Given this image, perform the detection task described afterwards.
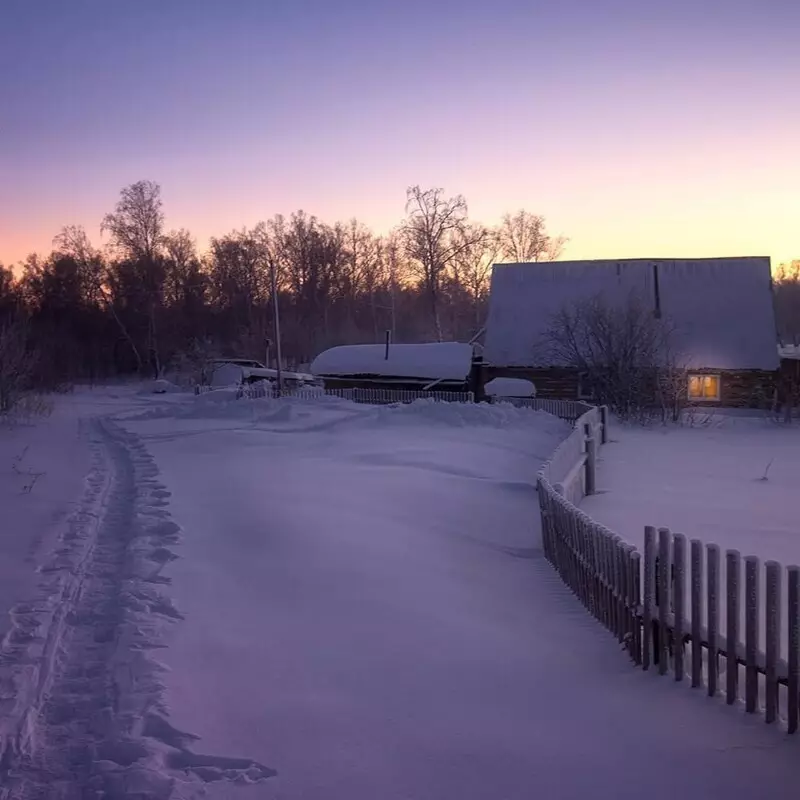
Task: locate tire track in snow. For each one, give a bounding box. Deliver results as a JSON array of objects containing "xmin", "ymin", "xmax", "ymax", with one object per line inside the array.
[{"xmin": 0, "ymin": 418, "xmax": 274, "ymax": 799}]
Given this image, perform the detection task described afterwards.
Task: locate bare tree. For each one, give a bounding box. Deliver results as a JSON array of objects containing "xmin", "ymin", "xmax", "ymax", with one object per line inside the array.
[
  {"xmin": 342, "ymin": 219, "xmax": 382, "ymax": 339},
  {"xmin": 101, "ymin": 180, "xmax": 164, "ymax": 262},
  {"xmin": 774, "ymin": 260, "xmax": 800, "ymax": 344},
  {"xmin": 379, "ymin": 231, "xmax": 406, "ymax": 341},
  {"xmin": 545, "ymin": 291, "xmax": 686, "ymax": 422},
  {"xmin": 101, "ymin": 181, "xmax": 167, "ymax": 377},
  {"xmin": 452, "ymin": 223, "xmax": 497, "ymax": 329},
  {"xmin": 163, "ymin": 228, "xmax": 198, "ymax": 305},
  {"xmin": 0, "ymin": 314, "xmax": 35, "ymax": 414},
  {"xmin": 401, "ymin": 186, "xmax": 484, "ymax": 340},
  {"xmin": 53, "ymin": 225, "xmax": 144, "ymax": 373},
  {"xmin": 52, "ymin": 225, "xmax": 104, "ymax": 304},
  {"xmin": 10, "ymin": 180, "xmax": 574, "ymax": 381},
  {"xmin": 498, "ymin": 210, "xmax": 566, "ymax": 263}
]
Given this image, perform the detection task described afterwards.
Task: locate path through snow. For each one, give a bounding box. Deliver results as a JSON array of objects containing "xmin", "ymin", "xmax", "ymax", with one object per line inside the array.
[{"xmin": 0, "ymin": 393, "xmax": 272, "ymax": 799}]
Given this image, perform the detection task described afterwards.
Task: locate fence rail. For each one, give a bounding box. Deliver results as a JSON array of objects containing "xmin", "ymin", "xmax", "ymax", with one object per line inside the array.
[
  {"xmin": 640, "ymin": 527, "xmax": 800, "ymax": 730},
  {"xmin": 491, "ymin": 397, "xmax": 593, "ymax": 423},
  {"xmin": 195, "ymin": 383, "xmax": 601, "ymax": 419},
  {"xmin": 538, "ymin": 402, "xmax": 800, "ymax": 733}
]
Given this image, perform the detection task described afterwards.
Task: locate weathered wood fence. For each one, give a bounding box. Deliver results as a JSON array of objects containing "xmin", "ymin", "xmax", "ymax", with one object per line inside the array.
[
  {"xmin": 237, "ymin": 384, "xmax": 475, "ymax": 404},
  {"xmin": 640, "ymin": 528, "xmax": 800, "ymax": 729},
  {"xmin": 489, "ymin": 397, "xmax": 593, "ymax": 423},
  {"xmin": 196, "ymin": 383, "xmax": 604, "ymax": 420},
  {"xmin": 537, "ymin": 403, "xmax": 800, "ymax": 732}
]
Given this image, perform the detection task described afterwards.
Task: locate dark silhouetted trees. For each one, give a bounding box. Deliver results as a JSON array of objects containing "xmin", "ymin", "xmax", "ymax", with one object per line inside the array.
[{"xmin": 2, "ymin": 181, "xmax": 566, "ymax": 383}]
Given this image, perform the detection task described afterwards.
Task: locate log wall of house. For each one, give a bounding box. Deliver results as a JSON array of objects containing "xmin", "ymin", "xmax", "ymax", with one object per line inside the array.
[
  {"xmin": 481, "ymin": 365, "xmax": 779, "ymax": 408},
  {"xmin": 776, "ymin": 359, "xmax": 800, "ymax": 408},
  {"xmin": 685, "ymin": 368, "xmax": 777, "ymax": 409},
  {"xmin": 720, "ymin": 370, "xmax": 777, "ymax": 408}
]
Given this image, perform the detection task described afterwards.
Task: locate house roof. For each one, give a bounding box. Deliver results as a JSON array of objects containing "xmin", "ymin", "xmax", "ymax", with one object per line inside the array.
[
  {"xmin": 483, "ymin": 257, "xmax": 779, "ymax": 371},
  {"xmin": 310, "ymin": 342, "xmax": 474, "ymax": 381}
]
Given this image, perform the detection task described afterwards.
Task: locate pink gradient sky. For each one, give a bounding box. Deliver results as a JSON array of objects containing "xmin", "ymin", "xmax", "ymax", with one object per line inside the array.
[{"xmin": 1, "ymin": 0, "xmax": 798, "ymax": 269}]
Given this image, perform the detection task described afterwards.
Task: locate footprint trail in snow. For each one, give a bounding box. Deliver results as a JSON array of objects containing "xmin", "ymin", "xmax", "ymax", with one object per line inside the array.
[{"xmin": 0, "ymin": 418, "xmax": 274, "ymax": 799}]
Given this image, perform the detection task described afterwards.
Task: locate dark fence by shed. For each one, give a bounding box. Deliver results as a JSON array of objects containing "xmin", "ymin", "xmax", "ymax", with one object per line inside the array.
[{"xmin": 238, "ymin": 384, "xmax": 475, "ymax": 405}]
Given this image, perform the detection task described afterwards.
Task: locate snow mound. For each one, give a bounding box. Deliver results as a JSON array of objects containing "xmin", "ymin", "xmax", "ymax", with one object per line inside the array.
[
  {"xmin": 371, "ymin": 398, "xmax": 569, "ymax": 432},
  {"xmin": 485, "ymin": 377, "xmax": 536, "ymax": 397},
  {"xmin": 124, "ymin": 390, "xmax": 571, "ymax": 439},
  {"xmin": 139, "ymin": 379, "xmax": 183, "ymax": 395}
]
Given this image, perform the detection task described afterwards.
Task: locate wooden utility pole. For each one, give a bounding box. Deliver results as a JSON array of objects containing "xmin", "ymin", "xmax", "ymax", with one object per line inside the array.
[{"xmin": 270, "ymin": 259, "xmax": 283, "ymax": 394}]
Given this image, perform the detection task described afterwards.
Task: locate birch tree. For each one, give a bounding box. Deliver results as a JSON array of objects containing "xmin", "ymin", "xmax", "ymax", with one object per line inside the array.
[
  {"xmin": 498, "ymin": 210, "xmax": 566, "ymax": 263},
  {"xmin": 401, "ymin": 186, "xmax": 483, "ymax": 340}
]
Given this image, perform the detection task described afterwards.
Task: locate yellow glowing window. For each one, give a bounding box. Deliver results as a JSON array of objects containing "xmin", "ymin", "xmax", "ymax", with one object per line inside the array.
[{"xmin": 688, "ymin": 374, "xmax": 720, "ymax": 402}]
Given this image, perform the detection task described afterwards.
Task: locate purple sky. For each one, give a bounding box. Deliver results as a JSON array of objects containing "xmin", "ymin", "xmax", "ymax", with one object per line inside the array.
[{"xmin": 1, "ymin": 0, "xmax": 798, "ymax": 268}]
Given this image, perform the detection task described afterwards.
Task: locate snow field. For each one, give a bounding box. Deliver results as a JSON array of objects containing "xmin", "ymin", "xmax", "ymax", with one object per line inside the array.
[
  {"xmin": 2, "ymin": 388, "xmax": 800, "ymax": 797},
  {"xmin": 122, "ymin": 391, "xmax": 800, "ymax": 798}
]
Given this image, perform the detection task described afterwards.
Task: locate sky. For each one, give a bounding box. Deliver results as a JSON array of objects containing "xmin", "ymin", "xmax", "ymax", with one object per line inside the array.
[{"xmin": 1, "ymin": 0, "xmax": 798, "ymax": 269}]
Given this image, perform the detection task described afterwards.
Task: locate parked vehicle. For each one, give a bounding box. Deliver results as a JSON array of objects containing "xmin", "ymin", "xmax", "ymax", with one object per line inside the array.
[{"xmin": 201, "ymin": 358, "xmax": 319, "ymax": 391}]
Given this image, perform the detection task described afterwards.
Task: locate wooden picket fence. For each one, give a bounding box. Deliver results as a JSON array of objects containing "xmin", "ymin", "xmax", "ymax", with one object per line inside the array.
[
  {"xmin": 238, "ymin": 383, "xmax": 475, "ymax": 405},
  {"xmin": 641, "ymin": 527, "xmax": 800, "ymax": 729},
  {"xmin": 538, "ymin": 402, "xmax": 800, "ymax": 732},
  {"xmin": 490, "ymin": 397, "xmax": 591, "ymax": 423}
]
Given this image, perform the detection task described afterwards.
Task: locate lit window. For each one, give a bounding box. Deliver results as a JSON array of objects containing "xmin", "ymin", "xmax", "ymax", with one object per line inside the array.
[{"xmin": 688, "ymin": 374, "xmax": 720, "ymax": 402}]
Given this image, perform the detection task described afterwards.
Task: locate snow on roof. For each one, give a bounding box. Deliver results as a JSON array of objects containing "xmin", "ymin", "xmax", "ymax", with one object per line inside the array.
[
  {"xmin": 484, "ymin": 377, "xmax": 536, "ymax": 397},
  {"xmin": 484, "ymin": 258, "xmax": 780, "ymax": 371},
  {"xmin": 310, "ymin": 342, "xmax": 474, "ymax": 381}
]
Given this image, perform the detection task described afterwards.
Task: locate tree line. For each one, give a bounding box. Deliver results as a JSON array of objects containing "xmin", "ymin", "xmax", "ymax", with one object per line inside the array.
[{"xmin": 0, "ymin": 181, "xmax": 565, "ymax": 389}]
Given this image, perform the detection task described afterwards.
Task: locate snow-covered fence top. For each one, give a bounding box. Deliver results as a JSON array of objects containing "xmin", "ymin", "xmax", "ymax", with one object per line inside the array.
[
  {"xmin": 310, "ymin": 342, "xmax": 474, "ymax": 382},
  {"xmin": 538, "ymin": 405, "xmax": 800, "ymax": 736},
  {"xmin": 538, "ymin": 403, "xmax": 603, "ymax": 503}
]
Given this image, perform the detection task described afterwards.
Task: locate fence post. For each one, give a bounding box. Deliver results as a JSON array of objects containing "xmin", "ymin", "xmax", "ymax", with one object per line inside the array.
[
  {"xmin": 593, "ymin": 525, "xmax": 607, "ymax": 629},
  {"xmin": 617, "ymin": 542, "xmax": 628, "ymax": 645},
  {"xmin": 707, "ymin": 544, "xmax": 720, "ymax": 697},
  {"xmin": 726, "ymin": 550, "xmax": 741, "ymax": 705},
  {"xmin": 579, "ymin": 516, "xmax": 594, "ymax": 616},
  {"xmin": 744, "ymin": 556, "xmax": 760, "ymax": 713},
  {"xmin": 630, "ymin": 550, "xmax": 642, "ymax": 665},
  {"xmin": 657, "ymin": 528, "xmax": 671, "ymax": 675},
  {"xmin": 643, "ymin": 527, "xmax": 656, "ymax": 670},
  {"xmin": 612, "ymin": 536, "xmax": 624, "ymax": 640},
  {"xmin": 673, "ymin": 534, "xmax": 686, "ymax": 681},
  {"xmin": 584, "ymin": 424, "xmax": 596, "ymax": 496},
  {"xmin": 764, "ymin": 561, "xmax": 781, "ymax": 724},
  {"xmin": 788, "ymin": 566, "xmax": 800, "ymax": 733},
  {"xmin": 602, "ymin": 532, "xmax": 614, "ymax": 634},
  {"xmin": 600, "ymin": 405, "xmax": 609, "ymax": 444},
  {"xmin": 690, "ymin": 539, "xmax": 704, "ymax": 688}
]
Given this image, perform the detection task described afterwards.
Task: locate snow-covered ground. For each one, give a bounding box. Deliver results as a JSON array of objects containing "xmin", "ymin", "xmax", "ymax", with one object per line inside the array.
[
  {"xmin": 1, "ymin": 390, "xmax": 800, "ymax": 798},
  {"xmin": 582, "ymin": 416, "xmax": 800, "ymax": 566}
]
